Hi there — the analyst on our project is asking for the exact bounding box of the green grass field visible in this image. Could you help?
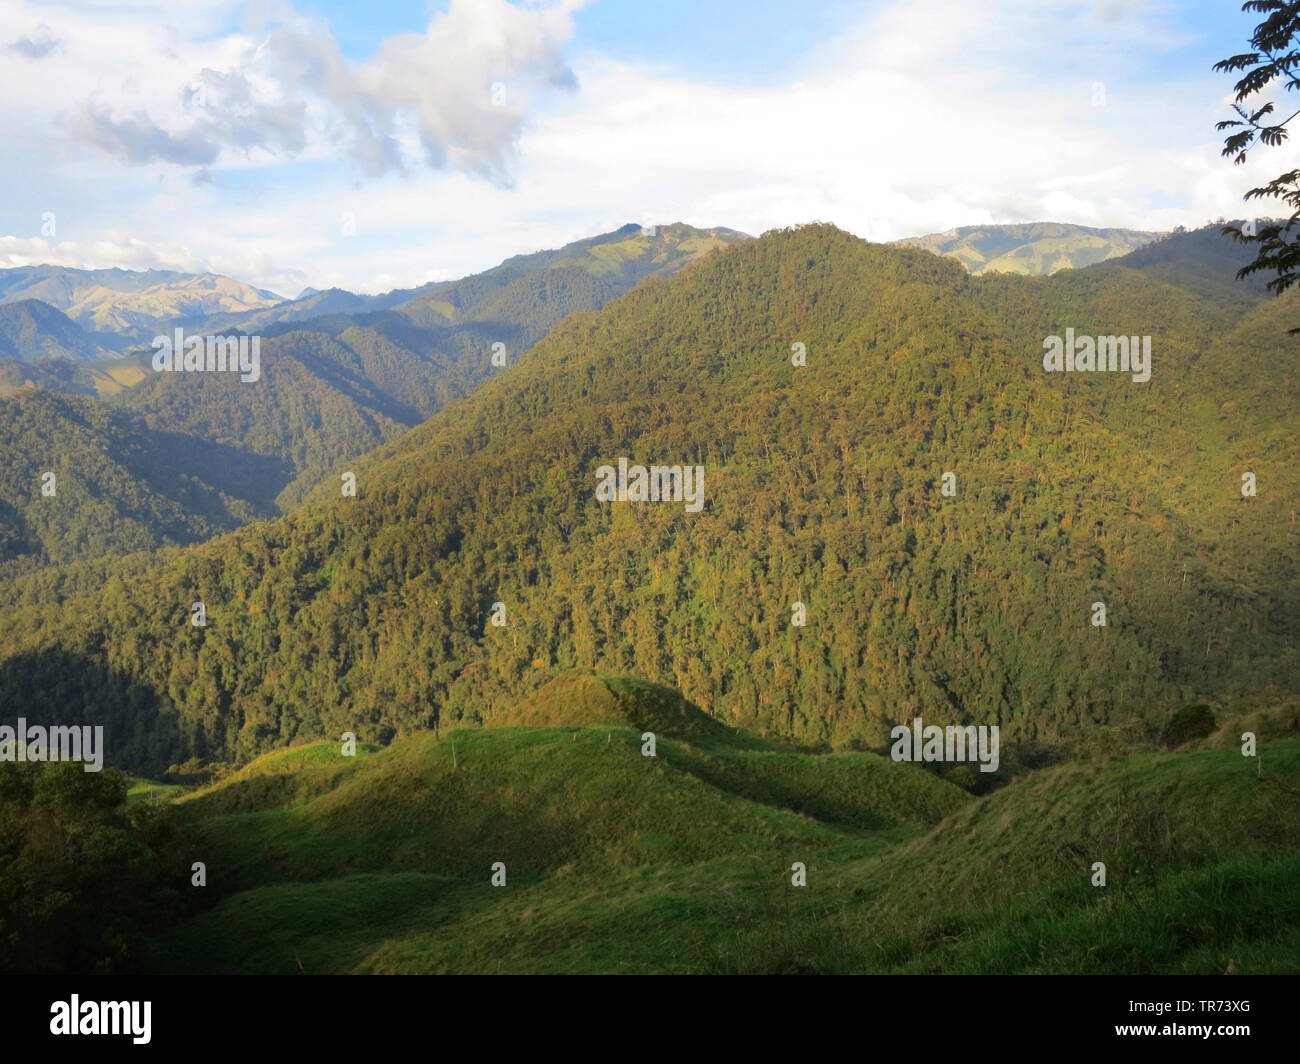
[136,677,1300,974]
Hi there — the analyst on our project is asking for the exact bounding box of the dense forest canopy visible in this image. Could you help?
[0,223,1294,774]
[0,225,747,567]
[0,390,262,577]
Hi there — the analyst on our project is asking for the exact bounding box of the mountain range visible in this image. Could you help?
[892,222,1165,275]
[0,222,1162,369]
[0,219,1292,775]
[0,223,749,559]
[0,265,282,343]
[0,217,1296,977]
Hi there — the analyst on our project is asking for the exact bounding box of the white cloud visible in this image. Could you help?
[1,0,584,180]
[0,0,1286,293]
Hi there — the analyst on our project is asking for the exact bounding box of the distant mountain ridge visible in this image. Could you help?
[183,222,749,336]
[894,222,1164,275]
[0,265,283,343]
[0,224,751,356]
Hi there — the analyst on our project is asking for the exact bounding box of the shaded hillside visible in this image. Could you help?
[0,300,123,362]
[114,333,415,512]
[0,223,1295,773]
[1094,221,1275,311]
[0,390,269,574]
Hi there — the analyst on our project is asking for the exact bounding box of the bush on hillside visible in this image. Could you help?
[1160,704,1217,748]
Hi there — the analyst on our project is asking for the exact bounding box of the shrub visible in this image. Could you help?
[1160,704,1217,748]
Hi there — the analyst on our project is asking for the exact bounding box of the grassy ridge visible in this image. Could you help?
[827,736,1300,973]
[141,709,1300,974]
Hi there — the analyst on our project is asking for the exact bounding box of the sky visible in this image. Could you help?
[0,0,1289,297]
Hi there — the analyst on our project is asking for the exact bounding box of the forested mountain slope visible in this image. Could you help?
[1093,222,1275,310]
[0,391,263,576]
[0,300,123,362]
[112,223,748,510]
[0,223,1294,774]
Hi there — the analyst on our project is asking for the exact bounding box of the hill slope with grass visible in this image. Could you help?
[142,677,970,974]
[126,693,1300,974]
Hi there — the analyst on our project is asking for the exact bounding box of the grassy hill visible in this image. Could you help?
[829,709,1300,974]
[493,669,741,743]
[123,685,1300,974]
[141,674,969,974]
